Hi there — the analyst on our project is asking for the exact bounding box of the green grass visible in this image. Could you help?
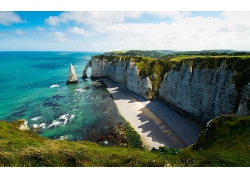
[1,114,250,167]
[104,50,173,59]
[190,114,250,166]
[124,122,143,149]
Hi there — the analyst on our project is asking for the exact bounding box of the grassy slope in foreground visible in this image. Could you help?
[0,115,249,167]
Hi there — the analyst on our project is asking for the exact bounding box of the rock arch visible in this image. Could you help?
[82,60,92,78]
[82,56,109,78]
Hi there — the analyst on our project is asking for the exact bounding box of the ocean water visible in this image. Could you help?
[0,51,126,143]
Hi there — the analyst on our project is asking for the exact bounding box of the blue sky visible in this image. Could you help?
[1,11,250,51]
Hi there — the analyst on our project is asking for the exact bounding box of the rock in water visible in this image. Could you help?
[66,63,78,84]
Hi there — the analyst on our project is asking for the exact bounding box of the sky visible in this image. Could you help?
[1,1,250,52]
[0,1,249,178]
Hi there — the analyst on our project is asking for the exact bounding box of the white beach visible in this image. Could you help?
[103,78,202,150]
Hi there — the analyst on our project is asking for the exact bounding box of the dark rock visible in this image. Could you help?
[83,85,91,90]
[125,156,133,163]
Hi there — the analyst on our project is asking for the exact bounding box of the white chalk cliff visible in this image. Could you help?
[66,63,78,84]
[159,62,237,124]
[83,57,250,125]
[84,57,153,100]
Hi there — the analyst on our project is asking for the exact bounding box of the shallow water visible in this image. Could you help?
[0,51,126,142]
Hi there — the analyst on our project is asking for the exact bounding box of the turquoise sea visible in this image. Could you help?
[0,51,126,143]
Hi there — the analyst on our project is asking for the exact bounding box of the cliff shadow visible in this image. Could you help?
[102,78,202,149]
[136,106,187,148]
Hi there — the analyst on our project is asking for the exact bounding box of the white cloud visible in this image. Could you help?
[37,26,45,31]
[44,11,193,27]
[68,27,97,36]
[48,32,72,43]
[15,29,26,36]
[6,11,250,51]
[146,11,191,18]
[45,11,143,26]
[50,27,57,31]
[0,12,23,26]
[88,13,250,51]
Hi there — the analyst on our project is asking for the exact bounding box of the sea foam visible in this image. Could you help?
[50,84,59,88]
[32,123,46,129]
[59,113,75,124]
[48,120,61,128]
[31,116,42,121]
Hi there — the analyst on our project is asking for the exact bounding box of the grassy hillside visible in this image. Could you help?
[0,115,249,167]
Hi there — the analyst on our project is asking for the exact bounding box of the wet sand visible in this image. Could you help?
[102,78,202,150]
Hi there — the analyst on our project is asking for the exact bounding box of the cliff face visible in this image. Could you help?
[83,57,250,125]
[85,57,153,99]
[126,62,153,99]
[91,58,109,78]
[236,82,250,116]
[159,62,238,124]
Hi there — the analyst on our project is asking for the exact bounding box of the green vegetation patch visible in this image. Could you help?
[1,116,250,167]
[172,56,226,71]
[124,122,143,149]
[192,114,250,150]
[151,147,181,155]
[104,50,175,59]
[0,120,167,167]
[136,59,175,94]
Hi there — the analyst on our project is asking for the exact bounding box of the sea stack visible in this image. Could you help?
[66,63,78,84]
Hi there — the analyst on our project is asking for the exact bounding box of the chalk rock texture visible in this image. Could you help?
[91,57,109,78]
[159,62,241,124]
[236,82,250,116]
[84,57,153,99]
[18,120,30,131]
[66,63,78,84]
[82,61,91,78]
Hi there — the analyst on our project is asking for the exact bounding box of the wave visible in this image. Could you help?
[30,116,42,121]
[48,120,61,128]
[50,84,60,88]
[59,113,75,124]
[32,123,46,129]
